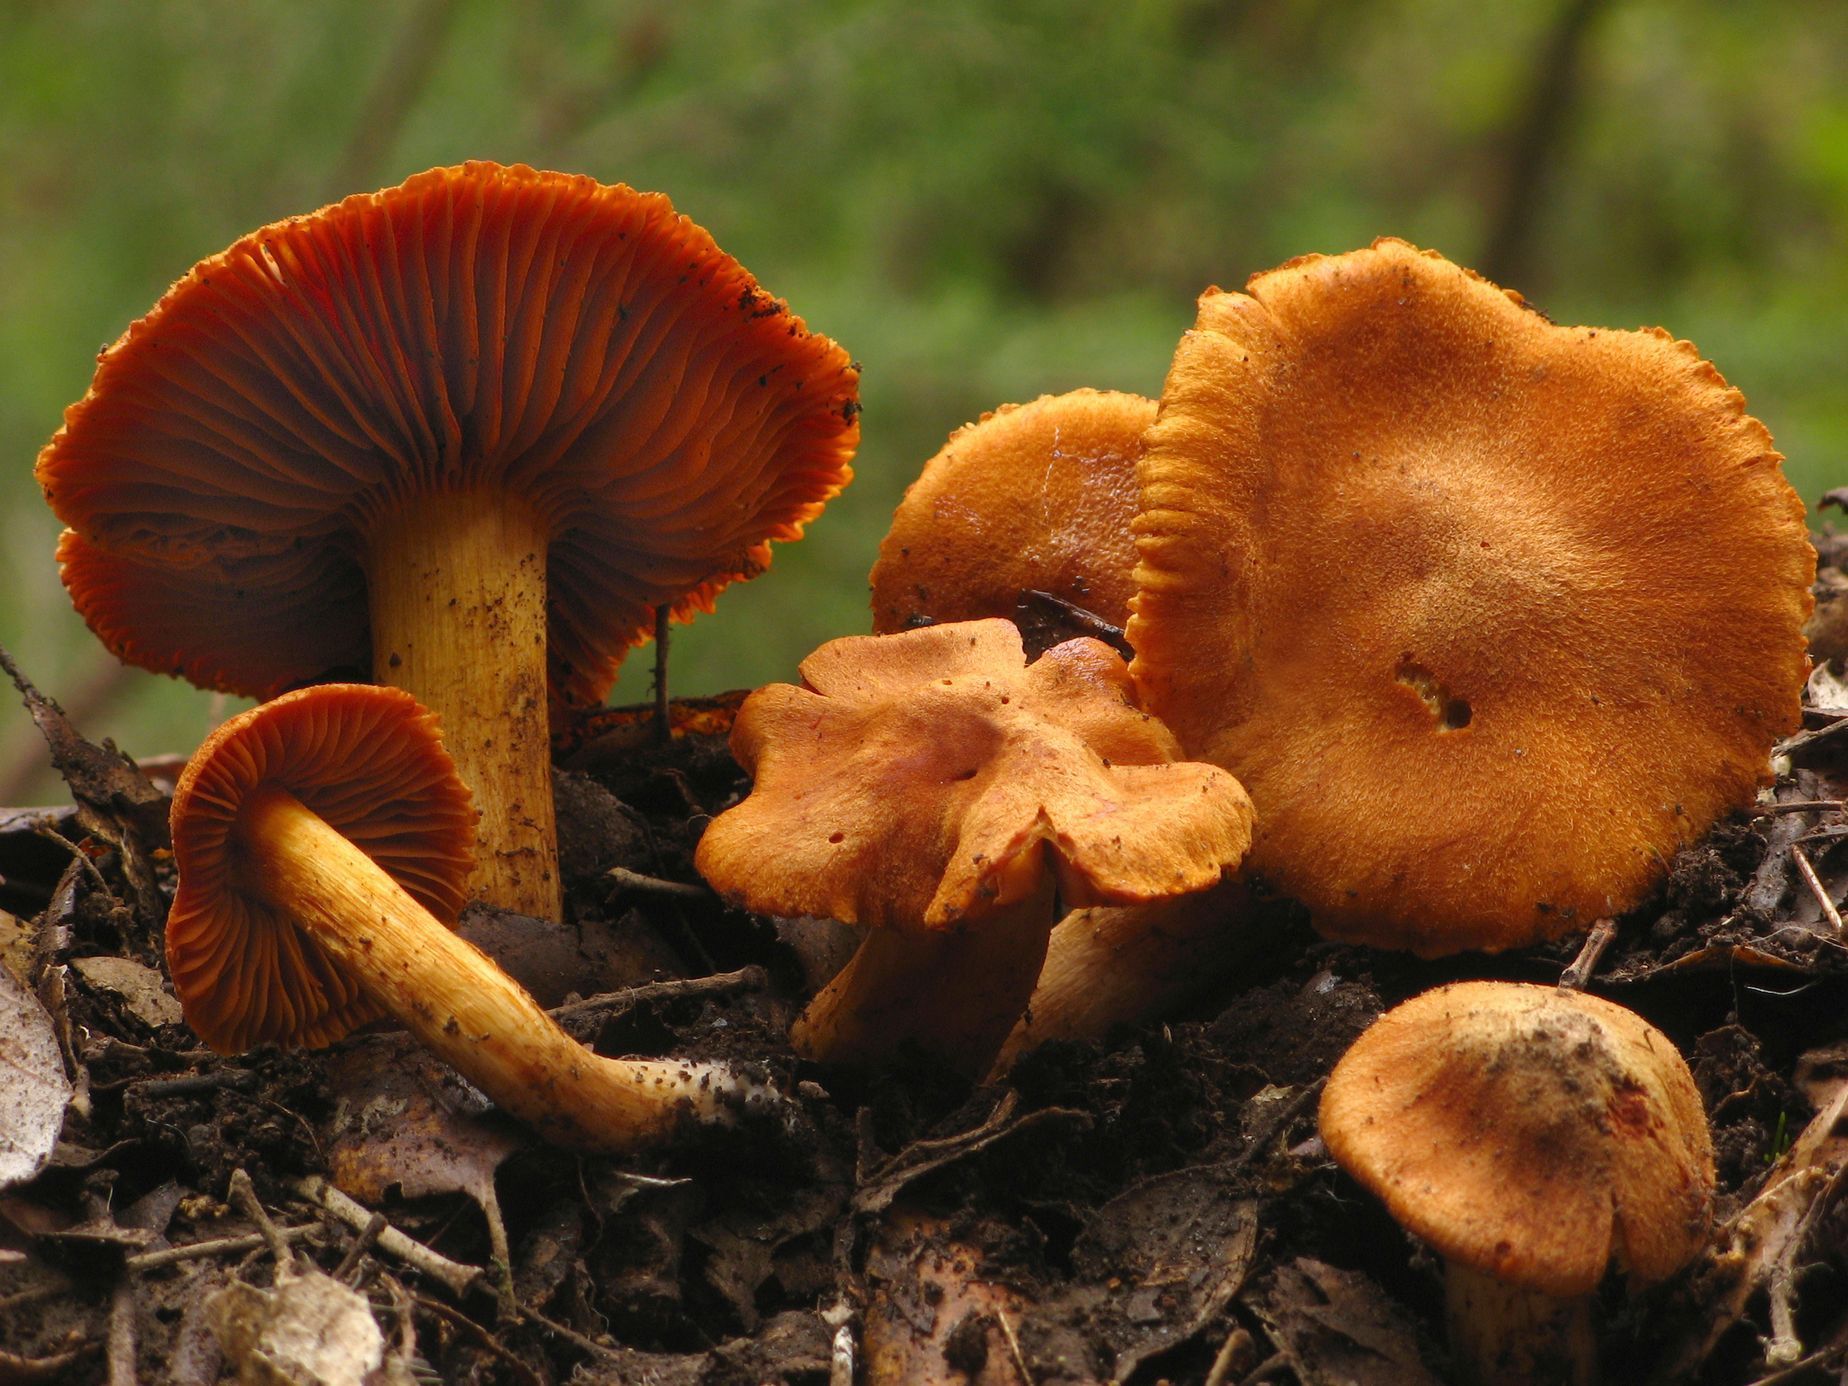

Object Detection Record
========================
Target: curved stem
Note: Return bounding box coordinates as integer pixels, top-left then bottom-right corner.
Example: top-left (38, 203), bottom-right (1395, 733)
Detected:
top-left (367, 489), bottom-right (561, 921)
top-left (790, 879), bottom-right (1056, 1078)
top-left (241, 785), bottom-right (777, 1152)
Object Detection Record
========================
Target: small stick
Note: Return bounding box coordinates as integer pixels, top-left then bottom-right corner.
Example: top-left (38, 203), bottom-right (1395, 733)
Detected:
top-left (227, 1169), bottom-right (293, 1266)
top-left (1792, 848), bottom-right (1845, 936)
top-left (992, 1307), bottom-right (1036, 1385)
top-left (126, 1226), bottom-right (317, 1272)
top-left (1757, 800), bottom-right (1846, 816)
top-left (32, 820), bottom-right (111, 896)
top-left (1204, 1327), bottom-right (1259, 1386)
top-left (823, 1300), bottom-right (856, 1386)
top-left (410, 1293), bottom-right (545, 1386)
top-left (290, 1176), bottom-right (482, 1299)
top-left (546, 965), bottom-right (766, 1022)
top-left (332, 1212), bottom-right (387, 1284)
top-left (603, 865), bottom-right (712, 901)
top-left (1558, 918), bottom-right (1618, 990)
top-left (107, 1277), bottom-right (137, 1386)
top-left (653, 603), bottom-right (671, 746)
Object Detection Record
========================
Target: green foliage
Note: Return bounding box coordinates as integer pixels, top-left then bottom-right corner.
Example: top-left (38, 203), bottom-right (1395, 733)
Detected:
top-left (2, 0), bottom-right (1843, 796)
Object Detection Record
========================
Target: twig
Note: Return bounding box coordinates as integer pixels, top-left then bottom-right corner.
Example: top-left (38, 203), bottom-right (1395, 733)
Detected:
top-left (823, 1299), bottom-right (856, 1386)
top-left (107, 1277), bottom-right (137, 1386)
top-left (1204, 1327), bottom-right (1259, 1386)
top-left (547, 965), bottom-right (766, 1021)
top-left (332, 1213), bottom-right (387, 1284)
top-left (1791, 848), bottom-right (1845, 937)
top-left (653, 603), bottom-right (671, 746)
top-left (994, 1306), bottom-right (1036, 1385)
top-left (1757, 800), bottom-right (1846, 815)
top-left (409, 1293), bottom-right (545, 1386)
top-left (513, 1302), bottom-right (626, 1363)
top-left (290, 1176), bottom-right (483, 1299)
top-left (1236, 1352), bottom-right (1291, 1385)
top-left (1219, 1079), bottom-right (1326, 1182)
top-left (1558, 917), bottom-right (1618, 989)
top-left (227, 1169), bottom-right (293, 1267)
top-left (603, 865), bottom-right (712, 901)
top-left (31, 820), bottom-right (111, 897)
top-left (126, 1226), bottom-right (317, 1273)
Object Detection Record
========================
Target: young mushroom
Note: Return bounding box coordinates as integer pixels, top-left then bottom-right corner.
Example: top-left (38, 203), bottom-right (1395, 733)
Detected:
top-left (1318, 981), bottom-right (1715, 1385)
top-left (41, 161), bottom-right (859, 923)
top-left (694, 619), bottom-right (1254, 1077)
top-left (870, 389), bottom-right (1154, 638)
top-left (167, 683), bottom-right (779, 1152)
top-left (1131, 239), bottom-right (1815, 955)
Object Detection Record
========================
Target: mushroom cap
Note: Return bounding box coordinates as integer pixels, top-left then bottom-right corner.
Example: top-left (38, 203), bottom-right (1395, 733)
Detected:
top-left (695, 618), bottom-right (1254, 929)
top-left (167, 683), bottom-right (476, 1053)
top-left (40, 161), bottom-right (860, 706)
top-left (1130, 239), bottom-right (1815, 956)
top-left (1318, 981), bottom-right (1715, 1298)
top-left (869, 390), bottom-right (1154, 634)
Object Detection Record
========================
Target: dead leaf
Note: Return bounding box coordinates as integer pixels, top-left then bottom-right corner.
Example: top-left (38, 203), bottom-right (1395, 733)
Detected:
top-left (862, 1210), bottom-right (1033, 1386)
top-left (209, 1266), bottom-right (411, 1386)
top-left (0, 957), bottom-right (71, 1190)
top-left (1062, 1166), bottom-right (1259, 1380)
top-left (1251, 1258), bottom-right (1443, 1386)
top-left (70, 955), bottom-right (184, 1029)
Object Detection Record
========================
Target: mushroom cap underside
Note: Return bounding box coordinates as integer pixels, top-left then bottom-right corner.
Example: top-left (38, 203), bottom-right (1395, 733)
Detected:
top-left (1130, 238), bottom-right (1815, 955)
top-left (41, 161), bottom-right (860, 707)
top-left (167, 683), bottom-right (476, 1053)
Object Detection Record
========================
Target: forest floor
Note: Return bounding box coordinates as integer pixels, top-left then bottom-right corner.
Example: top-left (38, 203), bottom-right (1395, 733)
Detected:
top-left (1, 527), bottom-right (1845, 1386)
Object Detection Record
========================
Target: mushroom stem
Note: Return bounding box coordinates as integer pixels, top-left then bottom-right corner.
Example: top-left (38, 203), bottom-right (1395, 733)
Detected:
top-left (238, 783), bottom-right (775, 1151)
top-left (366, 488), bottom-right (561, 921)
top-left (1445, 1261), bottom-right (1595, 1386)
top-left (790, 878), bottom-right (1058, 1077)
top-left (989, 881), bottom-right (1248, 1078)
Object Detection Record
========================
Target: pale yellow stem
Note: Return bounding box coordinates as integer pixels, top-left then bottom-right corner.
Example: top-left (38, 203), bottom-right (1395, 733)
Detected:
top-left (790, 878), bottom-right (1057, 1078)
top-left (241, 785), bottom-right (776, 1152)
top-left (366, 489), bottom-right (561, 921)
top-left (1445, 1261), bottom-right (1595, 1386)
top-left (989, 879), bottom-right (1249, 1078)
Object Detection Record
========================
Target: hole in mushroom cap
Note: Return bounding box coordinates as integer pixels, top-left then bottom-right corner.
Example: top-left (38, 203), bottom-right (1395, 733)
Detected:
top-left (1395, 657), bottom-right (1472, 732)
top-left (827, 832), bottom-right (845, 844)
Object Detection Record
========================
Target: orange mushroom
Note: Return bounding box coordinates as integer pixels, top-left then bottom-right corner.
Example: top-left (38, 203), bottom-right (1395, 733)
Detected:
top-left (40, 161), bottom-right (859, 923)
top-left (1131, 239), bottom-right (1815, 956)
top-left (1319, 981), bottom-right (1715, 1385)
top-left (694, 619), bottom-right (1254, 1076)
top-left (168, 683), bottom-right (779, 1151)
top-left (870, 390), bottom-right (1153, 637)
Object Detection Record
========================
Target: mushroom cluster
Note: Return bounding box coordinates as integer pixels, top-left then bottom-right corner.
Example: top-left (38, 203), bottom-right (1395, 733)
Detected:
top-left (41, 161), bottom-right (859, 922)
top-left (168, 683), bottom-right (779, 1152)
top-left (695, 618), bottom-right (1254, 1076)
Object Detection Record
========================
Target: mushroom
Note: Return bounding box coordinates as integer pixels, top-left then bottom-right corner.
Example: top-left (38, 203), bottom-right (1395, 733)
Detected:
top-left (1318, 981), bottom-right (1715, 1385)
top-left (1130, 238), bottom-right (1815, 955)
top-left (40, 161), bottom-right (859, 922)
top-left (694, 618), bottom-right (1254, 1076)
top-left (870, 390), bottom-right (1154, 638)
top-left (167, 682), bottom-right (778, 1152)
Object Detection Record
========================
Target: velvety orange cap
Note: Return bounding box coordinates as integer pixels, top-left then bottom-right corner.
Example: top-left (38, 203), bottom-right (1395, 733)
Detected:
top-left (1319, 982), bottom-right (1715, 1297)
top-left (1131, 239), bottom-right (1815, 956)
top-left (167, 684), bottom-right (476, 1053)
top-left (695, 619), bottom-right (1254, 929)
top-left (41, 161), bottom-right (860, 706)
top-left (870, 390), bottom-right (1153, 634)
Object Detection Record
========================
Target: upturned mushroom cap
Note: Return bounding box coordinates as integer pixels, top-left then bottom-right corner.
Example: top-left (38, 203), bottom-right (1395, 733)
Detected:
top-left (869, 390), bottom-right (1154, 634)
top-left (168, 684), bottom-right (475, 1052)
top-left (1131, 239), bottom-right (1815, 955)
top-left (40, 160), bottom-right (859, 706)
top-left (1318, 981), bottom-right (1715, 1299)
top-left (695, 618), bottom-right (1255, 928)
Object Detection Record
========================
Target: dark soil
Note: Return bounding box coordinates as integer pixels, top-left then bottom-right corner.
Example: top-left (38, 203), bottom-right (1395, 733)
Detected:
top-left (2, 543), bottom-right (1846, 1384)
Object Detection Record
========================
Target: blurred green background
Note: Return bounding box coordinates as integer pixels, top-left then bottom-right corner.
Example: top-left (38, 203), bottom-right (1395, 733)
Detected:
top-left (2, 0), bottom-right (1844, 800)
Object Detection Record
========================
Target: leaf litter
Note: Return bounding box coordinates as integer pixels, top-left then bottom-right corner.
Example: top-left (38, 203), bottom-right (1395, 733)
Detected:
top-left (0, 530), bottom-right (1843, 1384)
